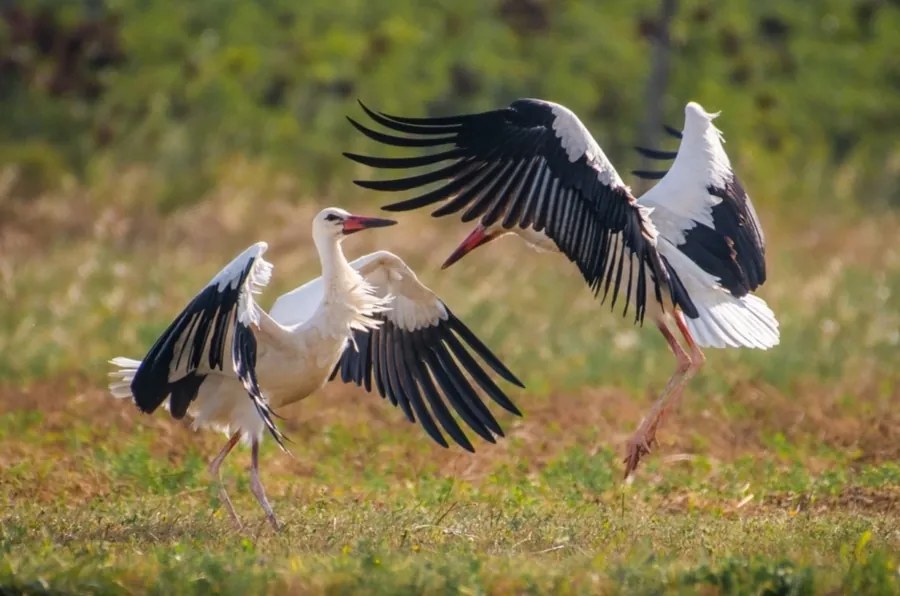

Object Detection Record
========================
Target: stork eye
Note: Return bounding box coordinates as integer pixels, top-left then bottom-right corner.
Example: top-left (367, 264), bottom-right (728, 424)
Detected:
top-left (324, 213), bottom-right (342, 222)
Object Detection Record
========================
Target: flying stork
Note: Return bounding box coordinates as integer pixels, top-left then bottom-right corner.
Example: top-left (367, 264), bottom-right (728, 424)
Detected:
top-left (109, 207), bottom-right (523, 529)
top-left (344, 100), bottom-right (779, 476)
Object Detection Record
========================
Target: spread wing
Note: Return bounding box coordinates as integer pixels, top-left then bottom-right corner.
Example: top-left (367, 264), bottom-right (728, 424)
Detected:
top-left (123, 242), bottom-right (286, 448)
top-left (636, 102), bottom-right (766, 297)
top-left (345, 98), bottom-right (696, 322)
top-left (329, 251), bottom-right (524, 452)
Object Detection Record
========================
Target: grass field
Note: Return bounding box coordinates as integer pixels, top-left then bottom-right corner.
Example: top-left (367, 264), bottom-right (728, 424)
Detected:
top-left (1, 177), bottom-right (899, 594)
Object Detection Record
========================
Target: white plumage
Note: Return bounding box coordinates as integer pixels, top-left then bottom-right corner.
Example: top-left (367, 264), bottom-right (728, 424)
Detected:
top-left (550, 102), bottom-right (623, 187)
top-left (656, 247), bottom-right (779, 350)
top-left (346, 98), bottom-right (778, 476)
top-left (639, 102), bottom-right (779, 351)
top-left (108, 207), bottom-right (522, 529)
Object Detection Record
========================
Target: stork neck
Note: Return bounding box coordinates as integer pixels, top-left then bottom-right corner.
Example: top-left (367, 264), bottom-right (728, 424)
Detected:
top-left (314, 234), bottom-right (355, 293)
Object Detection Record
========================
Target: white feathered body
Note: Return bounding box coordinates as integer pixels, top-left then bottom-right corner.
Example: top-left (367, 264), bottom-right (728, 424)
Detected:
top-left (111, 245), bottom-right (388, 442)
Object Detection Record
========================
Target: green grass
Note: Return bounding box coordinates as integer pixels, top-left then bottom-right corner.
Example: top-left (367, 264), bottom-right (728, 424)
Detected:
top-left (1, 370), bottom-right (898, 594)
top-left (2, 507), bottom-right (895, 594)
top-left (1, 184), bottom-right (899, 593)
top-left (2, 419), bottom-right (898, 595)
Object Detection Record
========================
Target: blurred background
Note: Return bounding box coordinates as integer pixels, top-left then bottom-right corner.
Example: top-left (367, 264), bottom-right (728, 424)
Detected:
top-left (2, 0), bottom-right (899, 388)
top-left (1, 0), bottom-right (898, 208)
top-left (2, 0), bottom-right (899, 427)
top-left (1, 1), bottom-right (898, 591)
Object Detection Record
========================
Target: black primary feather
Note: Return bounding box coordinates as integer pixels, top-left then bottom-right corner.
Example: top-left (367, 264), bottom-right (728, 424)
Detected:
top-left (634, 147), bottom-right (677, 160)
top-left (631, 170), bottom-right (668, 180)
top-left (129, 249), bottom-right (287, 449)
top-left (664, 124), bottom-right (683, 139)
top-left (679, 174), bottom-right (766, 297)
top-left (329, 307), bottom-right (522, 451)
top-left (346, 99), bottom-right (698, 323)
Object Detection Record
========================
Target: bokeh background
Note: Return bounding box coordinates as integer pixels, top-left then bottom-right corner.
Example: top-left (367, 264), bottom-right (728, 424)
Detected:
top-left (1, 1), bottom-right (898, 593)
top-left (2, 0), bottom-right (899, 210)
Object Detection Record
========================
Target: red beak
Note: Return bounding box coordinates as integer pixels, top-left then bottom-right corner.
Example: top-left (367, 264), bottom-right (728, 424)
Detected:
top-left (441, 225), bottom-right (500, 269)
top-left (341, 215), bottom-right (397, 235)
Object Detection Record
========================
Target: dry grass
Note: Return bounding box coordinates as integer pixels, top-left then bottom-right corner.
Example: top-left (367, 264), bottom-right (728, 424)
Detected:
top-left (2, 374), bottom-right (898, 509)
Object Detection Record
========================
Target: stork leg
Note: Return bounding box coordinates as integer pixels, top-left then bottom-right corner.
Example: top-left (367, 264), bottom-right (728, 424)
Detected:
top-left (659, 309), bottom-right (706, 420)
top-left (209, 431), bottom-right (243, 528)
top-left (623, 315), bottom-right (693, 477)
top-left (249, 438), bottom-right (280, 530)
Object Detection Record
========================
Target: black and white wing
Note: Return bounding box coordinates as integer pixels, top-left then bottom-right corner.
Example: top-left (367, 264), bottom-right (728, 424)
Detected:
top-left (345, 98), bottom-right (696, 322)
top-left (329, 251), bottom-right (524, 452)
top-left (118, 242), bottom-right (286, 448)
top-left (636, 102), bottom-right (766, 297)
top-left (634, 102), bottom-right (777, 350)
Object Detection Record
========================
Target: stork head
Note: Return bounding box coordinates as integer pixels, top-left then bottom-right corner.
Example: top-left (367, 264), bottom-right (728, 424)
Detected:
top-left (313, 207), bottom-right (397, 242)
top-left (441, 223), bottom-right (505, 269)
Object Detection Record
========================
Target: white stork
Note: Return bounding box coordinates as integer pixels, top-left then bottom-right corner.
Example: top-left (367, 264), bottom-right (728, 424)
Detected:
top-left (344, 100), bottom-right (779, 476)
top-left (108, 207), bottom-right (523, 529)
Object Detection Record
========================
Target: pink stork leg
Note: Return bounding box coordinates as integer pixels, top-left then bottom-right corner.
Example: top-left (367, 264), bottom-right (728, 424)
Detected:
top-left (249, 438), bottom-right (280, 530)
top-left (209, 431), bottom-right (243, 528)
top-left (663, 309), bottom-right (706, 418)
top-left (623, 313), bottom-right (693, 477)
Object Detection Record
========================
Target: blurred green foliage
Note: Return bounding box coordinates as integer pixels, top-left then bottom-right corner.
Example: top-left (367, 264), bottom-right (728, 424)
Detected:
top-left (1, 0), bottom-right (899, 207)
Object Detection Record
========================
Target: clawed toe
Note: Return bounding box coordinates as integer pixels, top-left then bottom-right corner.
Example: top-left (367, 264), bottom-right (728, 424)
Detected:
top-left (623, 433), bottom-right (655, 478)
top-left (267, 515), bottom-right (281, 532)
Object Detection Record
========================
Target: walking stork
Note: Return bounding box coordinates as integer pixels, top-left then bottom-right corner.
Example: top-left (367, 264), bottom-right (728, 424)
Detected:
top-left (344, 100), bottom-right (778, 476)
top-left (109, 207), bottom-right (523, 529)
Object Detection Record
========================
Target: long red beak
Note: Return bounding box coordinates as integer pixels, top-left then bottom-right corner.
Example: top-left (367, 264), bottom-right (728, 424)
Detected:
top-left (441, 225), bottom-right (500, 269)
top-left (342, 215), bottom-right (397, 235)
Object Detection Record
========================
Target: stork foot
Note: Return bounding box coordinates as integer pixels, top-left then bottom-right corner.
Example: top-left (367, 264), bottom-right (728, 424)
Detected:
top-left (216, 487), bottom-right (244, 531)
top-left (249, 438), bottom-right (280, 532)
top-left (209, 431), bottom-right (244, 529)
top-left (249, 472), bottom-right (281, 532)
top-left (623, 429), bottom-right (658, 478)
top-left (264, 513), bottom-right (281, 532)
